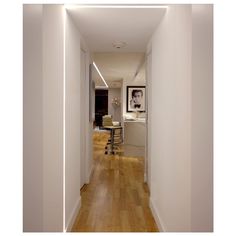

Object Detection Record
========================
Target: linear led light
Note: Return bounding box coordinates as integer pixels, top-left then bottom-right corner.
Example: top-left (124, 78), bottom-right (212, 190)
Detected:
top-left (63, 7), bottom-right (66, 232)
top-left (93, 62), bottom-right (108, 88)
top-left (65, 5), bottom-right (168, 9)
top-left (95, 86), bottom-right (108, 89)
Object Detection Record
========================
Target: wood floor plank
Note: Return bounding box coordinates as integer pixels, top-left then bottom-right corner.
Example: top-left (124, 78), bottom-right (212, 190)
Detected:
top-left (71, 130), bottom-right (158, 232)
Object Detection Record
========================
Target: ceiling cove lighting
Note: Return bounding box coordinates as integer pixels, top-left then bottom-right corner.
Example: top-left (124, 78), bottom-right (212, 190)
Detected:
top-left (93, 62), bottom-right (108, 88)
top-left (64, 5), bottom-right (168, 9)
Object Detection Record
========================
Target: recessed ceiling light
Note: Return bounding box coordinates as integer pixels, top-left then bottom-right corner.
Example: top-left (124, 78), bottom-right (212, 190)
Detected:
top-left (112, 41), bottom-right (127, 49)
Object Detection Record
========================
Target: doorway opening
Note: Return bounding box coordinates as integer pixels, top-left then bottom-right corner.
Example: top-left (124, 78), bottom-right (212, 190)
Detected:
top-left (95, 89), bottom-right (108, 128)
top-left (65, 5), bottom-right (167, 232)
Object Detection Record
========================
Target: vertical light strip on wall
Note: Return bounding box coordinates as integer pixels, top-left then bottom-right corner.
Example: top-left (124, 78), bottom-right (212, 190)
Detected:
top-left (63, 6), bottom-right (66, 233)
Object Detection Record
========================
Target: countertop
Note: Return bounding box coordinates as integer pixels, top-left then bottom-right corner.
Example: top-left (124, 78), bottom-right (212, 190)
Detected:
top-left (123, 118), bottom-right (146, 123)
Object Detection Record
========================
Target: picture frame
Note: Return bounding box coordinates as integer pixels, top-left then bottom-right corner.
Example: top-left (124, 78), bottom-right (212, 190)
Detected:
top-left (126, 86), bottom-right (146, 112)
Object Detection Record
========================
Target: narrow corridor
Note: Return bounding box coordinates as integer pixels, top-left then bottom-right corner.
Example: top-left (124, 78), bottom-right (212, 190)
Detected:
top-left (71, 131), bottom-right (158, 232)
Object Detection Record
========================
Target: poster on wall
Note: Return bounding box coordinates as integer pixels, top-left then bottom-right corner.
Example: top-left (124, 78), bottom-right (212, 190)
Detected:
top-left (126, 86), bottom-right (145, 112)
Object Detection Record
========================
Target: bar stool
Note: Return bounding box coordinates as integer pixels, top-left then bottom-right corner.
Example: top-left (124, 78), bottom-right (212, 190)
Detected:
top-left (104, 126), bottom-right (123, 155)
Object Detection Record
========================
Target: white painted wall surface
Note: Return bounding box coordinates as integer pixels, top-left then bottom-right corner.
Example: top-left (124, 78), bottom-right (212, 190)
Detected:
top-left (80, 49), bottom-right (86, 189)
top-left (149, 5), bottom-right (192, 231)
top-left (191, 5), bottom-right (213, 232)
top-left (42, 5), bottom-right (64, 231)
top-left (23, 5), bottom-right (43, 231)
top-left (24, 5), bottom-right (65, 232)
top-left (86, 56), bottom-right (94, 184)
top-left (108, 88), bottom-right (121, 121)
top-left (65, 11), bottom-right (82, 230)
top-left (146, 51), bottom-right (152, 187)
top-left (23, 5), bottom-right (93, 232)
top-left (67, 10), bottom-right (93, 187)
top-left (65, 11), bottom-right (92, 230)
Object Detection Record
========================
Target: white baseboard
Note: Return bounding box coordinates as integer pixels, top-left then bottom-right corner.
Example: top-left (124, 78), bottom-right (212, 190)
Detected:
top-left (85, 167), bottom-right (91, 184)
top-left (149, 197), bottom-right (166, 232)
top-left (65, 196), bottom-right (81, 232)
top-left (86, 164), bottom-right (94, 184)
top-left (144, 173), bottom-right (147, 183)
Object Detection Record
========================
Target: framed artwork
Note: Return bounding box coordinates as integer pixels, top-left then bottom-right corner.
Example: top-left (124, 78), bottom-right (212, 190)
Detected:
top-left (126, 86), bottom-right (145, 112)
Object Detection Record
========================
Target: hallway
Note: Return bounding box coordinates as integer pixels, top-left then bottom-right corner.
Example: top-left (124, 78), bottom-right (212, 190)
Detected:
top-left (71, 131), bottom-right (158, 232)
top-left (23, 4), bottom-right (213, 232)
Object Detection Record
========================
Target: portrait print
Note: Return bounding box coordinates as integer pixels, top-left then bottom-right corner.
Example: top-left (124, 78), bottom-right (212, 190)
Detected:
top-left (126, 86), bottom-right (145, 112)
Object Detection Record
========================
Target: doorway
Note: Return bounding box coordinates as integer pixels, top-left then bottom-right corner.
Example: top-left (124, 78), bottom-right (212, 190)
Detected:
top-left (64, 5), bottom-right (167, 232)
top-left (95, 89), bottom-right (108, 127)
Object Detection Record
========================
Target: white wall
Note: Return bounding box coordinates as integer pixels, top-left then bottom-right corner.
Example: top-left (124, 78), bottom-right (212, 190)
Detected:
top-left (108, 88), bottom-right (121, 121)
top-left (80, 48), bottom-right (94, 186)
top-left (86, 56), bottom-right (94, 184)
top-left (191, 5), bottom-right (213, 232)
top-left (23, 5), bottom-right (43, 231)
top-left (65, 11), bottom-right (93, 231)
top-left (23, 5), bottom-right (93, 232)
top-left (80, 49), bottom-right (86, 188)
top-left (65, 11), bottom-right (81, 230)
top-left (149, 5), bottom-right (192, 232)
top-left (149, 4), bottom-right (213, 232)
top-left (65, 11), bottom-right (82, 231)
top-left (24, 5), bottom-right (64, 232)
top-left (146, 50), bottom-right (152, 187)
top-left (42, 5), bottom-right (64, 231)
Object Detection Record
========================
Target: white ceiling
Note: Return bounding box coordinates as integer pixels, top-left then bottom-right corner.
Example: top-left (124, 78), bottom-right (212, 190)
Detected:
top-left (67, 7), bottom-right (166, 52)
top-left (66, 6), bottom-right (166, 87)
top-left (92, 53), bottom-right (145, 87)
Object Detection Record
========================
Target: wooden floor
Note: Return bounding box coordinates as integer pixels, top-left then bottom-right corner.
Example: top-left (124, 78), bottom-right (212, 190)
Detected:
top-left (71, 131), bottom-right (158, 232)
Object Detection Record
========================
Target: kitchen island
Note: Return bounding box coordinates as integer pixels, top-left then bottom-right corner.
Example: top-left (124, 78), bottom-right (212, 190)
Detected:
top-left (123, 118), bottom-right (146, 157)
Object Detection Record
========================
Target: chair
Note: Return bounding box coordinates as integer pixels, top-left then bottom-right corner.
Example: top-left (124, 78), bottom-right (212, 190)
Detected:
top-left (102, 115), bottom-right (123, 155)
top-left (102, 115), bottom-right (113, 127)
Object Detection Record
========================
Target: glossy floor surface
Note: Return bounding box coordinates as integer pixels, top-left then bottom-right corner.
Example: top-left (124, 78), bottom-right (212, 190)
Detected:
top-left (71, 131), bottom-right (158, 232)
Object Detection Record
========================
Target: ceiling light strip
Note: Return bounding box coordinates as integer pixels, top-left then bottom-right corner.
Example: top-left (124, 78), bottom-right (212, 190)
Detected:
top-left (65, 5), bottom-right (168, 9)
top-left (93, 62), bottom-right (108, 88)
top-left (95, 86), bottom-right (108, 89)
